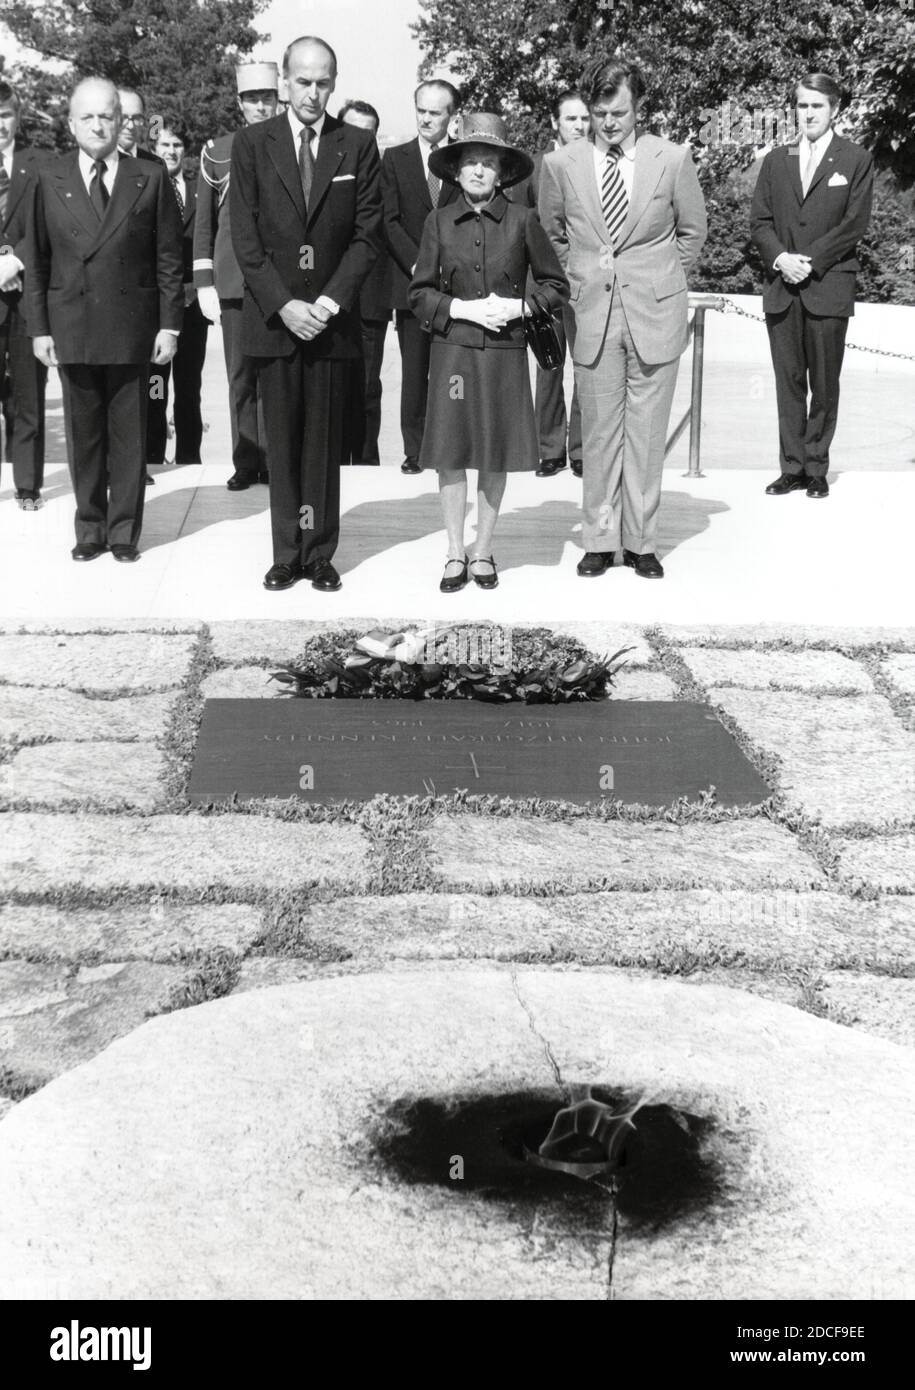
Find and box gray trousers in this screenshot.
[575,285,678,555]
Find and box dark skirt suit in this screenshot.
[408,191,568,473]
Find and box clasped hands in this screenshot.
[280,299,333,341]
[776,252,812,286]
[451,293,526,331]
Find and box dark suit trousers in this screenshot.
[766,299,848,477]
[147,299,209,464]
[59,363,149,547]
[257,351,346,568]
[0,310,47,493]
[353,317,387,462]
[534,305,581,463]
[394,309,430,459]
[221,298,265,476]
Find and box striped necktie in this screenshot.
[0,164,9,222]
[601,146,628,246]
[427,144,441,208]
[171,175,184,214]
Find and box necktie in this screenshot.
[171,175,184,215]
[0,164,9,223]
[801,140,819,197]
[427,144,441,208]
[89,159,109,218]
[299,125,315,211]
[601,146,628,246]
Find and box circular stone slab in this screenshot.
[0,965,912,1300]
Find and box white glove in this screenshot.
[197,286,221,323]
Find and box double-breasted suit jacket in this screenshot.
[229,112,382,568]
[538,131,707,367]
[750,135,874,318]
[0,145,48,494]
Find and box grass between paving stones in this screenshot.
[147,947,241,1016]
[856,648,915,733]
[0,1063,46,1102]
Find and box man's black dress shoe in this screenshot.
[570,459,583,478]
[111,545,140,563]
[623,549,664,578]
[440,556,469,593]
[303,558,342,591]
[263,562,303,591]
[257,470,269,485]
[71,542,106,562]
[401,456,422,474]
[806,477,829,498]
[535,457,566,478]
[227,472,256,491]
[174,459,202,467]
[145,472,155,486]
[765,473,807,495]
[577,551,615,577]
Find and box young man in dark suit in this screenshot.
[146,120,208,468]
[0,80,48,510]
[751,72,874,499]
[381,79,460,473]
[27,77,184,562]
[230,35,383,592]
[193,62,278,491]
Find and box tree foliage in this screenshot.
[4,0,268,153]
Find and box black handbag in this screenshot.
[523,290,564,371]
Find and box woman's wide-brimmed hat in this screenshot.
[428,112,533,188]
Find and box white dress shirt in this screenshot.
[0,145,25,281]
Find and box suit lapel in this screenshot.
[266,117,306,223]
[50,154,98,240]
[805,135,844,200]
[85,155,148,256]
[568,140,610,246]
[182,174,196,229]
[406,138,432,213]
[307,116,345,223]
[2,152,35,232]
[615,135,663,251]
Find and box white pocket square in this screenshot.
[828,172,848,186]
[332,174,355,182]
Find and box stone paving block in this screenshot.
[660,624,915,650]
[611,670,676,701]
[0,967,912,1298]
[201,667,280,700]
[546,622,652,667]
[681,647,872,691]
[833,833,915,892]
[0,959,184,1088]
[820,972,915,1047]
[710,689,915,828]
[0,813,370,894]
[0,634,196,693]
[0,742,167,810]
[0,622,200,636]
[0,902,264,964]
[428,816,824,891]
[281,890,915,972]
[0,689,176,744]
[881,654,915,698]
[0,1099,14,1123]
[209,620,370,666]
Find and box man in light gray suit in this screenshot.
[539,58,707,578]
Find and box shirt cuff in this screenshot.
[316,295,340,316]
[160,328,181,336]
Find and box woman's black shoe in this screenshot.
[440,556,469,593]
[469,556,498,589]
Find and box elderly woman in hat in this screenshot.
[409,113,568,591]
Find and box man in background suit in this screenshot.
[230,35,382,592]
[194,62,278,491]
[539,57,707,579]
[0,80,47,510]
[27,77,183,562]
[381,79,460,473]
[339,98,391,465]
[751,72,873,500]
[515,88,589,479]
[117,89,164,167]
[146,120,208,468]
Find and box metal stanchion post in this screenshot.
[686,306,706,478]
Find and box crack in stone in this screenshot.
[510,969,565,1095]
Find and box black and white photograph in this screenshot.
[0,0,913,1347]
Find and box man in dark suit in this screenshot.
[27,77,183,562]
[514,88,589,478]
[146,120,208,468]
[193,62,278,490]
[0,80,47,510]
[381,79,460,473]
[751,72,873,500]
[339,99,391,465]
[117,89,165,167]
[230,35,383,592]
